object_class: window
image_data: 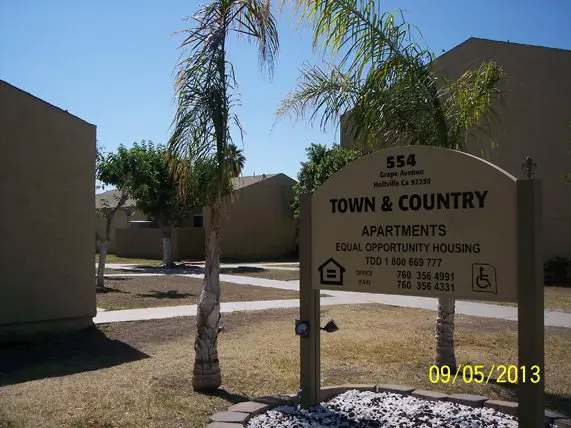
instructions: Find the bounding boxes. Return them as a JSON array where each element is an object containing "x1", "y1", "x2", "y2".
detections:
[{"x1": 193, "y1": 214, "x2": 204, "y2": 228}]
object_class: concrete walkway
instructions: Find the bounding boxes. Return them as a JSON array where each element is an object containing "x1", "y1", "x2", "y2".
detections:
[{"x1": 95, "y1": 272, "x2": 571, "y2": 328}]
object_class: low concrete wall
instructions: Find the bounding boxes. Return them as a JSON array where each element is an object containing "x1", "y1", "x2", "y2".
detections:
[
  {"x1": 116, "y1": 228, "x2": 163, "y2": 259},
  {"x1": 116, "y1": 228, "x2": 204, "y2": 261},
  {"x1": 176, "y1": 228, "x2": 205, "y2": 260},
  {"x1": 95, "y1": 209, "x2": 147, "y2": 253}
]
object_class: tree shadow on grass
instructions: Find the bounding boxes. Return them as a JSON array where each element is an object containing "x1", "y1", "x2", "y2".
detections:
[
  {"x1": 201, "y1": 388, "x2": 252, "y2": 405},
  {"x1": 0, "y1": 326, "x2": 149, "y2": 387},
  {"x1": 136, "y1": 290, "x2": 192, "y2": 299}
]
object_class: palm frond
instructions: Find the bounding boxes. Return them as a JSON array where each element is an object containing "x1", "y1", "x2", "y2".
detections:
[
  {"x1": 276, "y1": 63, "x2": 362, "y2": 130},
  {"x1": 168, "y1": 0, "x2": 279, "y2": 203},
  {"x1": 442, "y1": 60, "x2": 505, "y2": 150},
  {"x1": 285, "y1": 0, "x2": 429, "y2": 79}
]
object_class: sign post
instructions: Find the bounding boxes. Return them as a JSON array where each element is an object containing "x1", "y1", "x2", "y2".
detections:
[
  {"x1": 298, "y1": 145, "x2": 544, "y2": 426},
  {"x1": 516, "y1": 179, "x2": 544, "y2": 427},
  {"x1": 299, "y1": 194, "x2": 321, "y2": 408}
]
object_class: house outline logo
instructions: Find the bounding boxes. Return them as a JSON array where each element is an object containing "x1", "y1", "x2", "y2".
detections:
[{"x1": 318, "y1": 258, "x2": 346, "y2": 286}]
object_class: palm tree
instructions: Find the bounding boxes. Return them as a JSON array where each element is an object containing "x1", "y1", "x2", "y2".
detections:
[
  {"x1": 226, "y1": 143, "x2": 246, "y2": 177},
  {"x1": 167, "y1": 0, "x2": 279, "y2": 391},
  {"x1": 278, "y1": 0, "x2": 504, "y2": 370}
]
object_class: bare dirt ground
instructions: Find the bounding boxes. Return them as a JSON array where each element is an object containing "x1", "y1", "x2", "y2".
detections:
[{"x1": 96, "y1": 276, "x2": 299, "y2": 310}]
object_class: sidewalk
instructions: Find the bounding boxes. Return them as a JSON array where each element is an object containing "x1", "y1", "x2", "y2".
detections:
[{"x1": 95, "y1": 273, "x2": 571, "y2": 328}]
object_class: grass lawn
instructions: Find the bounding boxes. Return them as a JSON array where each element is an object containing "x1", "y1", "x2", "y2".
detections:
[
  {"x1": 544, "y1": 285, "x2": 571, "y2": 312},
  {"x1": 96, "y1": 254, "x2": 162, "y2": 266},
  {"x1": 220, "y1": 266, "x2": 299, "y2": 281},
  {"x1": 1, "y1": 304, "x2": 569, "y2": 427},
  {"x1": 472, "y1": 285, "x2": 571, "y2": 313},
  {"x1": 96, "y1": 276, "x2": 299, "y2": 310}
]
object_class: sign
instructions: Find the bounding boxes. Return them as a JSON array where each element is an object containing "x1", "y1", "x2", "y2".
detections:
[
  {"x1": 299, "y1": 146, "x2": 544, "y2": 427},
  {"x1": 311, "y1": 146, "x2": 518, "y2": 302}
]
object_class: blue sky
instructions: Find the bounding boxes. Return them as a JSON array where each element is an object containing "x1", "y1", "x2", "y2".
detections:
[{"x1": 1, "y1": 0, "x2": 570, "y2": 187}]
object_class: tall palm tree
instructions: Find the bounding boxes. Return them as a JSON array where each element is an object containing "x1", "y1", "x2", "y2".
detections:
[
  {"x1": 278, "y1": 0, "x2": 504, "y2": 370},
  {"x1": 168, "y1": 0, "x2": 278, "y2": 391},
  {"x1": 226, "y1": 143, "x2": 246, "y2": 177}
]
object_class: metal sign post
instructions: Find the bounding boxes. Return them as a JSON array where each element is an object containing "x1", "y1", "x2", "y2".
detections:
[
  {"x1": 516, "y1": 178, "x2": 544, "y2": 427},
  {"x1": 299, "y1": 194, "x2": 320, "y2": 408}
]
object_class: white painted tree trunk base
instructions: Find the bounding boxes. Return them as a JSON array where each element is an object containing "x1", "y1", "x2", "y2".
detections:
[
  {"x1": 96, "y1": 243, "x2": 108, "y2": 291},
  {"x1": 162, "y1": 236, "x2": 173, "y2": 267}
]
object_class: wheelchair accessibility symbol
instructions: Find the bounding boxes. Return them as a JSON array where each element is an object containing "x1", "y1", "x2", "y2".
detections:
[{"x1": 472, "y1": 264, "x2": 497, "y2": 294}]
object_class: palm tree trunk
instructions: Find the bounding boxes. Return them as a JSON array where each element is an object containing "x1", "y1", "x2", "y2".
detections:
[
  {"x1": 434, "y1": 296, "x2": 457, "y2": 369},
  {"x1": 161, "y1": 227, "x2": 174, "y2": 268},
  {"x1": 96, "y1": 241, "x2": 107, "y2": 291},
  {"x1": 192, "y1": 202, "x2": 222, "y2": 391}
]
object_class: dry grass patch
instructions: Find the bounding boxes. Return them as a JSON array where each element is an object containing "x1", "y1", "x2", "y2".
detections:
[
  {"x1": 96, "y1": 276, "x2": 299, "y2": 310},
  {"x1": 263, "y1": 263, "x2": 299, "y2": 268},
  {"x1": 95, "y1": 254, "x2": 163, "y2": 266},
  {"x1": 221, "y1": 266, "x2": 299, "y2": 281},
  {"x1": 0, "y1": 305, "x2": 569, "y2": 428},
  {"x1": 544, "y1": 285, "x2": 571, "y2": 312},
  {"x1": 471, "y1": 285, "x2": 571, "y2": 312}
]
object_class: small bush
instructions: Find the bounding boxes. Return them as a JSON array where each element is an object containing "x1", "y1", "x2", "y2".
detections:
[{"x1": 544, "y1": 256, "x2": 570, "y2": 280}]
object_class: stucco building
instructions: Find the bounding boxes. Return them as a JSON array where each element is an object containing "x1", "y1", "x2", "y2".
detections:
[
  {"x1": 341, "y1": 38, "x2": 571, "y2": 262},
  {"x1": 95, "y1": 190, "x2": 147, "y2": 252},
  {"x1": 204, "y1": 173, "x2": 298, "y2": 260},
  {"x1": 0, "y1": 80, "x2": 96, "y2": 338},
  {"x1": 111, "y1": 173, "x2": 298, "y2": 261}
]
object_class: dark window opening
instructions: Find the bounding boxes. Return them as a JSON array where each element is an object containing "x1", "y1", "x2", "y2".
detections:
[{"x1": 193, "y1": 215, "x2": 204, "y2": 228}]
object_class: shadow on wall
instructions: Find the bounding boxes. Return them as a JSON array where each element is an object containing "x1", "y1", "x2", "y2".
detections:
[{"x1": 0, "y1": 327, "x2": 149, "y2": 387}]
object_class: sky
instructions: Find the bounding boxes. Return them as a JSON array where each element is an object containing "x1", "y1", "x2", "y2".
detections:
[{"x1": 1, "y1": 0, "x2": 570, "y2": 188}]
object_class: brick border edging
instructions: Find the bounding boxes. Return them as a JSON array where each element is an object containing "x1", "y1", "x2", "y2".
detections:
[{"x1": 206, "y1": 384, "x2": 571, "y2": 427}]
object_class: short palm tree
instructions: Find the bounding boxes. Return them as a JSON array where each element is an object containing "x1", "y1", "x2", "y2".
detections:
[
  {"x1": 226, "y1": 143, "x2": 246, "y2": 177},
  {"x1": 278, "y1": 0, "x2": 504, "y2": 369},
  {"x1": 168, "y1": 0, "x2": 279, "y2": 391}
]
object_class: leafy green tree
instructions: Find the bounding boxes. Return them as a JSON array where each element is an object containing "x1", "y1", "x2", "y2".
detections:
[
  {"x1": 167, "y1": 0, "x2": 279, "y2": 391},
  {"x1": 292, "y1": 143, "x2": 363, "y2": 218},
  {"x1": 278, "y1": 0, "x2": 504, "y2": 370},
  {"x1": 117, "y1": 140, "x2": 198, "y2": 267},
  {"x1": 95, "y1": 146, "x2": 134, "y2": 291},
  {"x1": 226, "y1": 143, "x2": 246, "y2": 177}
]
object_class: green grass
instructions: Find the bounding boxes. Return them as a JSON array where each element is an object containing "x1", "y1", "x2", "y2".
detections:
[{"x1": 95, "y1": 254, "x2": 162, "y2": 266}]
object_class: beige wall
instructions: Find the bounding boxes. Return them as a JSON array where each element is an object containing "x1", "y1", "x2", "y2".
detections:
[
  {"x1": 204, "y1": 174, "x2": 297, "y2": 260},
  {"x1": 341, "y1": 39, "x2": 571, "y2": 261},
  {"x1": 0, "y1": 80, "x2": 96, "y2": 337},
  {"x1": 433, "y1": 39, "x2": 571, "y2": 261},
  {"x1": 116, "y1": 227, "x2": 205, "y2": 260},
  {"x1": 95, "y1": 208, "x2": 147, "y2": 252}
]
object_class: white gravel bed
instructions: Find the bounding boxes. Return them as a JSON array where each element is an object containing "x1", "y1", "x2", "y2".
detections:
[{"x1": 247, "y1": 390, "x2": 555, "y2": 427}]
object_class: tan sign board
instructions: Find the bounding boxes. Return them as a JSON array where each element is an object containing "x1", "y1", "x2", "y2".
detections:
[{"x1": 311, "y1": 145, "x2": 519, "y2": 302}]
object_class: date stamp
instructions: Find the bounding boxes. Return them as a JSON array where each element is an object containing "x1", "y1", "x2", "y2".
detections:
[{"x1": 428, "y1": 365, "x2": 541, "y2": 385}]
